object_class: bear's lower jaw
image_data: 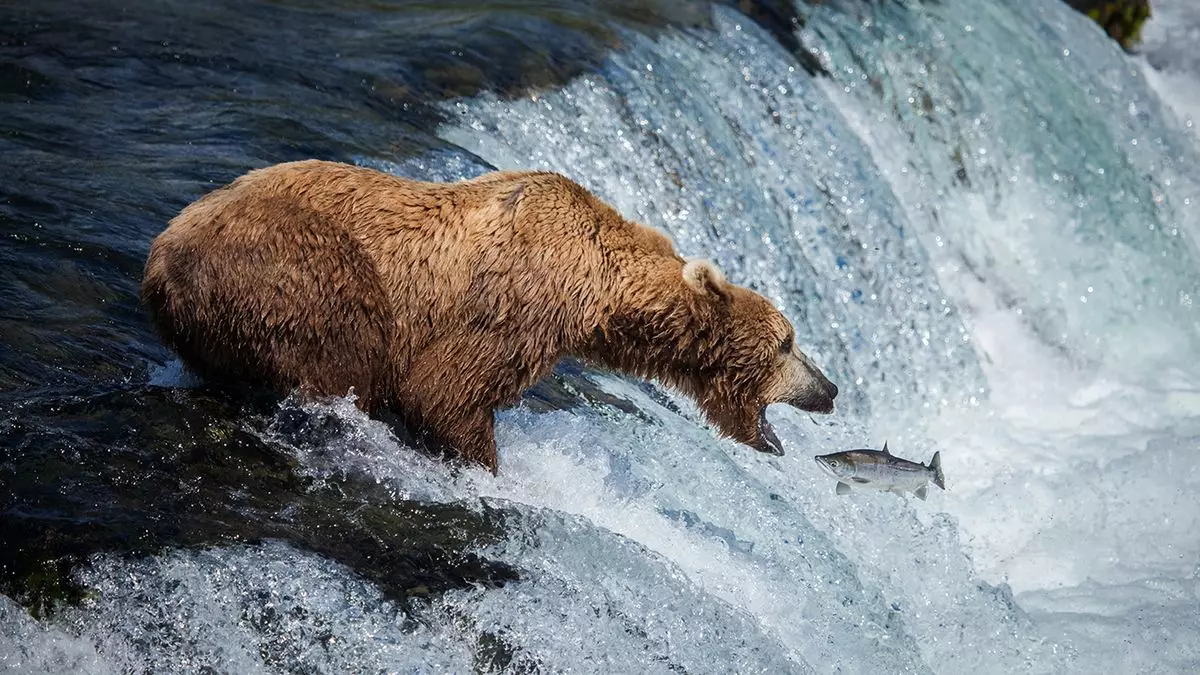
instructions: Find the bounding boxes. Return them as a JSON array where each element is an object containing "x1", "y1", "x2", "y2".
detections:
[{"x1": 753, "y1": 410, "x2": 785, "y2": 456}]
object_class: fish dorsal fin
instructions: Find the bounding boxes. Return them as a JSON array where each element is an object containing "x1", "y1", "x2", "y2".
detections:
[{"x1": 882, "y1": 441, "x2": 891, "y2": 455}]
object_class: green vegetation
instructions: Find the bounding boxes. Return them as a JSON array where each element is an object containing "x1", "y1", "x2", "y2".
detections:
[{"x1": 1067, "y1": 0, "x2": 1152, "y2": 51}]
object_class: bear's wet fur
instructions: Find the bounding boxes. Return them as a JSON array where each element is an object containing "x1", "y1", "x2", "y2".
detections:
[{"x1": 143, "y1": 160, "x2": 838, "y2": 472}]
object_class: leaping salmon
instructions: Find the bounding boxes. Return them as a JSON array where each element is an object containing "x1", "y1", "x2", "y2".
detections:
[{"x1": 814, "y1": 442, "x2": 945, "y2": 500}]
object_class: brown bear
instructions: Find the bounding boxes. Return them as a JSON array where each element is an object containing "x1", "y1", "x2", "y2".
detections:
[{"x1": 142, "y1": 160, "x2": 838, "y2": 473}]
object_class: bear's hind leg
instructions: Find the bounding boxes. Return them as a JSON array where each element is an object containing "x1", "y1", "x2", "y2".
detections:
[{"x1": 143, "y1": 197, "x2": 394, "y2": 411}]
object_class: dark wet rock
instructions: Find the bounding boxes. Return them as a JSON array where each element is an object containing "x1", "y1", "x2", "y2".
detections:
[
  {"x1": 473, "y1": 629, "x2": 526, "y2": 673},
  {"x1": 523, "y1": 358, "x2": 655, "y2": 423},
  {"x1": 720, "y1": 0, "x2": 829, "y2": 75},
  {"x1": 1065, "y1": 0, "x2": 1152, "y2": 51},
  {"x1": 0, "y1": 386, "x2": 517, "y2": 618}
]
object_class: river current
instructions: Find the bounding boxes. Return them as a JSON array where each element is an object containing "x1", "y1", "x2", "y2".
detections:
[{"x1": 2, "y1": 0, "x2": 1198, "y2": 672}]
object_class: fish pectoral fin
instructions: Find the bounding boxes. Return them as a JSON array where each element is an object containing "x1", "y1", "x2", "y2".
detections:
[
  {"x1": 915, "y1": 485, "x2": 928, "y2": 501},
  {"x1": 835, "y1": 482, "x2": 852, "y2": 495},
  {"x1": 850, "y1": 477, "x2": 871, "y2": 484}
]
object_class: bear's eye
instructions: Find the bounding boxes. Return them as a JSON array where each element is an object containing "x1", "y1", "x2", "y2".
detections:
[{"x1": 779, "y1": 333, "x2": 794, "y2": 354}]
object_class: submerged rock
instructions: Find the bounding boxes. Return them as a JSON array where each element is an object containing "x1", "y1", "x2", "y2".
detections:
[
  {"x1": 1066, "y1": 0, "x2": 1152, "y2": 51},
  {"x1": 719, "y1": 0, "x2": 829, "y2": 75},
  {"x1": 0, "y1": 387, "x2": 517, "y2": 619}
]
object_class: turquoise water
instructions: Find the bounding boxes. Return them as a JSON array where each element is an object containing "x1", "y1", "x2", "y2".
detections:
[{"x1": 3, "y1": 0, "x2": 1198, "y2": 672}]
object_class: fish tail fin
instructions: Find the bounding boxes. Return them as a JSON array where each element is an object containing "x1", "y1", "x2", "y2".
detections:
[{"x1": 930, "y1": 451, "x2": 945, "y2": 490}]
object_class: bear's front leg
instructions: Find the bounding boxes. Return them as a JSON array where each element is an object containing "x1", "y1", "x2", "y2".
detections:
[
  {"x1": 396, "y1": 395, "x2": 500, "y2": 474},
  {"x1": 432, "y1": 407, "x2": 499, "y2": 474},
  {"x1": 396, "y1": 331, "x2": 519, "y2": 473}
]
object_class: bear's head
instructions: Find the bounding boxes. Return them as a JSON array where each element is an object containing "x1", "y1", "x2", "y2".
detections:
[{"x1": 678, "y1": 259, "x2": 838, "y2": 456}]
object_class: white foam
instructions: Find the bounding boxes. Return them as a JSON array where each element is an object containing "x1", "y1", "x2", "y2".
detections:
[
  {"x1": 13, "y1": 542, "x2": 478, "y2": 674},
  {"x1": 1139, "y1": 0, "x2": 1200, "y2": 137},
  {"x1": 431, "y1": 2, "x2": 1200, "y2": 671},
  {"x1": 0, "y1": 597, "x2": 117, "y2": 675}
]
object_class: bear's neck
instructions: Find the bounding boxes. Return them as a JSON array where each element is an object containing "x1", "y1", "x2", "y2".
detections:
[
  {"x1": 580, "y1": 312, "x2": 759, "y2": 446},
  {"x1": 580, "y1": 296, "x2": 723, "y2": 402}
]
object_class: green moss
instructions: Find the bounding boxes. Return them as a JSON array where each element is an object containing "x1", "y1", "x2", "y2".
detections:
[{"x1": 3, "y1": 556, "x2": 95, "y2": 621}]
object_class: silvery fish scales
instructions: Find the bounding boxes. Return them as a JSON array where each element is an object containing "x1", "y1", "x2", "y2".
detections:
[{"x1": 814, "y1": 442, "x2": 945, "y2": 500}]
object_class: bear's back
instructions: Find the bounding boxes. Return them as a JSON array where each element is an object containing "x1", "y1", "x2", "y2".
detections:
[
  {"x1": 159, "y1": 159, "x2": 673, "y2": 267},
  {"x1": 143, "y1": 160, "x2": 686, "y2": 413}
]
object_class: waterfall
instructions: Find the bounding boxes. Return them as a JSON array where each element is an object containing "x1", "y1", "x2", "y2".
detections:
[{"x1": 3, "y1": 1, "x2": 1198, "y2": 673}]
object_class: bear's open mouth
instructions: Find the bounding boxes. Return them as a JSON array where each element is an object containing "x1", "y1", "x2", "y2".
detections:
[{"x1": 755, "y1": 409, "x2": 784, "y2": 456}]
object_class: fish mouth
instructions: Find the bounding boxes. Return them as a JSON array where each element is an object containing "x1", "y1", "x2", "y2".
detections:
[
  {"x1": 813, "y1": 455, "x2": 842, "y2": 479},
  {"x1": 752, "y1": 409, "x2": 785, "y2": 456}
]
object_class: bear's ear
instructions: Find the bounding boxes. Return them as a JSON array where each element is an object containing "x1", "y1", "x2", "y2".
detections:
[{"x1": 682, "y1": 259, "x2": 730, "y2": 302}]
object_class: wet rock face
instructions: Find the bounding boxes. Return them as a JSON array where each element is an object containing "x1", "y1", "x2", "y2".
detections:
[
  {"x1": 0, "y1": 356, "x2": 656, "y2": 619},
  {"x1": 720, "y1": 0, "x2": 828, "y2": 75},
  {"x1": 1065, "y1": 0, "x2": 1153, "y2": 50},
  {"x1": 0, "y1": 387, "x2": 518, "y2": 619}
]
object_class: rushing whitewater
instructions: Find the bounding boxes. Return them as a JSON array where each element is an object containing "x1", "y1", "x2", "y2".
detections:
[{"x1": 4, "y1": 0, "x2": 1199, "y2": 673}]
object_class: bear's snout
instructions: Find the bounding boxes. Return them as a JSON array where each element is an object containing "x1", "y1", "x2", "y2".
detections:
[
  {"x1": 788, "y1": 389, "x2": 836, "y2": 415},
  {"x1": 782, "y1": 359, "x2": 838, "y2": 414}
]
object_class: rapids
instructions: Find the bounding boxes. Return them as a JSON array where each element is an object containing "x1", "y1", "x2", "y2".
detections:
[{"x1": 2, "y1": 0, "x2": 1198, "y2": 672}]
